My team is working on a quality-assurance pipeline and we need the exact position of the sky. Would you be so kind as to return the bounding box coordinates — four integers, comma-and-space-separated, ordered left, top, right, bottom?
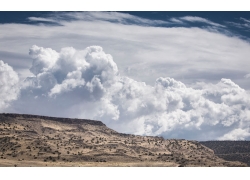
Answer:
1, 11, 250, 141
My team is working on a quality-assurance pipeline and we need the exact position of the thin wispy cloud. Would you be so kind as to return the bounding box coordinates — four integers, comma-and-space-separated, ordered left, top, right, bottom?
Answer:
28, 17, 57, 23
225, 17, 250, 31
179, 16, 225, 27
29, 12, 171, 27
26, 12, 225, 29
68, 11, 169, 25
169, 17, 184, 24
240, 17, 250, 24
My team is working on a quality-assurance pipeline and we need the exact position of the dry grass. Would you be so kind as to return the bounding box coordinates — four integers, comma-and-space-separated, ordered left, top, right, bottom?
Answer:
0, 113, 247, 167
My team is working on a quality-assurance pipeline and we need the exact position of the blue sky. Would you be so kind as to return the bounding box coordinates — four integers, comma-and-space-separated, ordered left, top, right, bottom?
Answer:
0, 11, 250, 140
1, 12, 250, 35
1, 11, 250, 37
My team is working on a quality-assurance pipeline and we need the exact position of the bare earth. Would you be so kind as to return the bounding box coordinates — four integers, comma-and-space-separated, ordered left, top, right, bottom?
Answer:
0, 113, 247, 167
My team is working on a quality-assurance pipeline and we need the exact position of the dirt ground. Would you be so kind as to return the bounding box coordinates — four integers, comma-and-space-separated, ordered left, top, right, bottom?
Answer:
0, 113, 247, 167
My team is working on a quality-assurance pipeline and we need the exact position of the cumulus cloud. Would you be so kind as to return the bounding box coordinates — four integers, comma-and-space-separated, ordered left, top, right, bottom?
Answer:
0, 60, 19, 111
218, 129, 250, 140
6, 45, 250, 141
1, 12, 250, 91
1, 12, 250, 140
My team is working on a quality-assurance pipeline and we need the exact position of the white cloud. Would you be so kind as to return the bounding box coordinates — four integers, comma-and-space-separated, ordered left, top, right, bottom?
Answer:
0, 60, 19, 111
169, 17, 184, 23
1, 12, 250, 90
244, 73, 250, 79
49, 75, 85, 96
57, 11, 169, 26
1, 12, 250, 140
28, 12, 169, 27
29, 45, 59, 75
179, 16, 225, 27
226, 17, 250, 30
5, 45, 250, 140
28, 17, 57, 23
218, 128, 250, 140
240, 17, 250, 24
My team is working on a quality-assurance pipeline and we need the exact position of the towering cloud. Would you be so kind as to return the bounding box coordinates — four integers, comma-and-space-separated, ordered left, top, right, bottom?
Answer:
4, 45, 250, 140
0, 60, 19, 111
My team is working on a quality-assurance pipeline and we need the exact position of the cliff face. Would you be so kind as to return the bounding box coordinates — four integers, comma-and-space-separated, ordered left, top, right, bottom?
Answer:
0, 113, 247, 167
0, 113, 105, 126
200, 141, 250, 166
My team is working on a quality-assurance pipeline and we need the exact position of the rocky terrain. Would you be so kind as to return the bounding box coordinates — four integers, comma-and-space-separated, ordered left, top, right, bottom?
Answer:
0, 113, 247, 167
200, 141, 250, 166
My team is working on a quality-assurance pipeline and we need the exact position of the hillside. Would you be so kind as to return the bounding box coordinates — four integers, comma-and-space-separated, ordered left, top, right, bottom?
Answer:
200, 141, 250, 166
0, 113, 247, 167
